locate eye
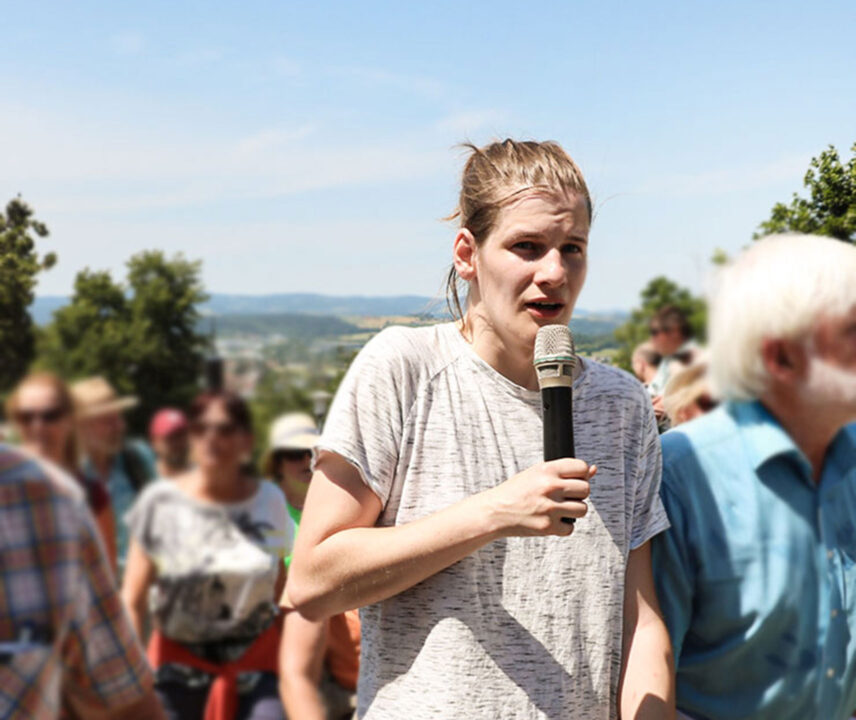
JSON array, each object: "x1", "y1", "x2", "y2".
[
  {"x1": 513, "y1": 240, "x2": 537, "y2": 252},
  {"x1": 562, "y1": 242, "x2": 584, "y2": 255}
]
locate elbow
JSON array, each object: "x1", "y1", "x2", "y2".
[{"x1": 285, "y1": 571, "x2": 329, "y2": 622}]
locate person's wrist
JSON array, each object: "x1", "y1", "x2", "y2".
[{"x1": 469, "y1": 487, "x2": 507, "y2": 541}]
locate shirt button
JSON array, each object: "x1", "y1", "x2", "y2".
[
  {"x1": 827, "y1": 668, "x2": 836, "y2": 678},
  {"x1": 828, "y1": 550, "x2": 835, "y2": 560},
  {"x1": 831, "y1": 609, "x2": 839, "y2": 619}
]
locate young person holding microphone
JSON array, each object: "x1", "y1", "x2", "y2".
[{"x1": 288, "y1": 139, "x2": 674, "y2": 720}]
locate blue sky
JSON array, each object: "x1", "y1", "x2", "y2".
[{"x1": 3, "y1": 1, "x2": 855, "y2": 311}]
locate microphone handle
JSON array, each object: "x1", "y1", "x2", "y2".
[{"x1": 542, "y1": 385, "x2": 575, "y2": 524}]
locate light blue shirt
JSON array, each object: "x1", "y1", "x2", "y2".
[
  {"x1": 83, "y1": 439, "x2": 155, "y2": 571},
  {"x1": 652, "y1": 401, "x2": 856, "y2": 720}
]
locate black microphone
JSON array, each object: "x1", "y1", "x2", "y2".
[{"x1": 534, "y1": 325, "x2": 577, "y2": 523}]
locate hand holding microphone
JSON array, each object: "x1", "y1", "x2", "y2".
[{"x1": 478, "y1": 325, "x2": 594, "y2": 538}]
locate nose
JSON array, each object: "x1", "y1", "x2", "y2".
[{"x1": 534, "y1": 247, "x2": 566, "y2": 287}]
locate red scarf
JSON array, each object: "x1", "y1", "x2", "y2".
[{"x1": 147, "y1": 619, "x2": 281, "y2": 720}]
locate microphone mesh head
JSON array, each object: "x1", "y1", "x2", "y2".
[{"x1": 534, "y1": 325, "x2": 575, "y2": 366}]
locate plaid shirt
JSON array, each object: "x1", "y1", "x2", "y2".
[{"x1": 0, "y1": 445, "x2": 152, "y2": 719}]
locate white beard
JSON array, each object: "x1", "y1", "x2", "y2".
[{"x1": 800, "y1": 354, "x2": 856, "y2": 421}]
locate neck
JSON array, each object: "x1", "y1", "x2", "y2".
[
  {"x1": 761, "y1": 392, "x2": 845, "y2": 481},
  {"x1": 88, "y1": 449, "x2": 114, "y2": 479},
  {"x1": 464, "y1": 318, "x2": 539, "y2": 391},
  {"x1": 158, "y1": 459, "x2": 188, "y2": 478},
  {"x1": 195, "y1": 464, "x2": 246, "y2": 501}
]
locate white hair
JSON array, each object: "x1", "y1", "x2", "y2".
[{"x1": 709, "y1": 233, "x2": 856, "y2": 400}]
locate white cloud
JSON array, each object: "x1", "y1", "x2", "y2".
[
  {"x1": 636, "y1": 153, "x2": 813, "y2": 197},
  {"x1": 435, "y1": 109, "x2": 507, "y2": 135},
  {"x1": 175, "y1": 48, "x2": 224, "y2": 67},
  {"x1": 328, "y1": 65, "x2": 445, "y2": 101},
  {"x1": 235, "y1": 125, "x2": 316, "y2": 155},
  {"x1": 0, "y1": 105, "x2": 449, "y2": 215}
]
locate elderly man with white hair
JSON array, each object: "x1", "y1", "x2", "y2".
[{"x1": 652, "y1": 233, "x2": 856, "y2": 720}]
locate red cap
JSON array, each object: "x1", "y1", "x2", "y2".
[{"x1": 149, "y1": 408, "x2": 189, "y2": 440}]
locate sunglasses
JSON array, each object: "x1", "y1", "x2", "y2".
[
  {"x1": 276, "y1": 449, "x2": 313, "y2": 462},
  {"x1": 649, "y1": 326, "x2": 671, "y2": 337},
  {"x1": 14, "y1": 407, "x2": 66, "y2": 425},
  {"x1": 190, "y1": 421, "x2": 239, "y2": 438},
  {"x1": 696, "y1": 395, "x2": 719, "y2": 412}
]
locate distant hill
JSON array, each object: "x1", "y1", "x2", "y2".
[
  {"x1": 32, "y1": 292, "x2": 628, "y2": 330},
  {"x1": 204, "y1": 293, "x2": 441, "y2": 318},
  {"x1": 209, "y1": 313, "x2": 360, "y2": 339}
]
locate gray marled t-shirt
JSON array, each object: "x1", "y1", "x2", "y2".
[{"x1": 319, "y1": 323, "x2": 668, "y2": 720}]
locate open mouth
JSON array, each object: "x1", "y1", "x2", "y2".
[{"x1": 525, "y1": 300, "x2": 565, "y2": 314}]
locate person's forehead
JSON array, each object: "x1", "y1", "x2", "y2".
[
  {"x1": 495, "y1": 188, "x2": 590, "y2": 233},
  {"x1": 18, "y1": 383, "x2": 60, "y2": 406}
]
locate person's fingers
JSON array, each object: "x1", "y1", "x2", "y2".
[
  {"x1": 546, "y1": 458, "x2": 590, "y2": 479},
  {"x1": 553, "y1": 479, "x2": 590, "y2": 500}
]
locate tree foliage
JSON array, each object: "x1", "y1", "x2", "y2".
[
  {"x1": 612, "y1": 276, "x2": 707, "y2": 372},
  {"x1": 38, "y1": 251, "x2": 210, "y2": 432},
  {"x1": 0, "y1": 198, "x2": 56, "y2": 393},
  {"x1": 756, "y1": 143, "x2": 856, "y2": 243}
]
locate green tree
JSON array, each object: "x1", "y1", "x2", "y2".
[
  {"x1": 756, "y1": 143, "x2": 856, "y2": 243},
  {"x1": 0, "y1": 197, "x2": 56, "y2": 393},
  {"x1": 38, "y1": 251, "x2": 210, "y2": 432},
  {"x1": 612, "y1": 276, "x2": 707, "y2": 372}
]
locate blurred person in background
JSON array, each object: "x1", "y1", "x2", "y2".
[
  {"x1": 72, "y1": 376, "x2": 156, "y2": 571},
  {"x1": 122, "y1": 391, "x2": 292, "y2": 720},
  {"x1": 6, "y1": 371, "x2": 79, "y2": 474},
  {"x1": 6, "y1": 372, "x2": 118, "y2": 560},
  {"x1": 263, "y1": 412, "x2": 318, "y2": 544},
  {"x1": 265, "y1": 415, "x2": 360, "y2": 719},
  {"x1": 149, "y1": 408, "x2": 191, "y2": 479},
  {"x1": 661, "y1": 362, "x2": 717, "y2": 428},
  {"x1": 278, "y1": 607, "x2": 360, "y2": 720},
  {"x1": 0, "y1": 444, "x2": 165, "y2": 720},
  {"x1": 632, "y1": 341, "x2": 662, "y2": 386},
  {"x1": 652, "y1": 234, "x2": 856, "y2": 720},
  {"x1": 648, "y1": 306, "x2": 700, "y2": 431}
]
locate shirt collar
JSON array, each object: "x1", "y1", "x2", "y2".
[
  {"x1": 729, "y1": 400, "x2": 810, "y2": 477},
  {"x1": 730, "y1": 402, "x2": 856, "y2": 484}
]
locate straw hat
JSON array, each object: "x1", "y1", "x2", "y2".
[
  {"x1": 262, "y1": 412, "x2": 319, "y2": 477},
  {"x1": 71, "y1": 377, "x2": 138, "y2": 419}
]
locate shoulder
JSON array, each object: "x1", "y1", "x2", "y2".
[
  {"x1": 578, "y1": 359, "x2": 654, "y2": 426},
  {"x1": 658, "y1": 406, "x2": 741, "y2": 501},
  {"x1": 129, "y1": 478, "x2": 183, "y2": 516},
  {"x1": 358, "y1": 323, "x2": 462, "y2": 374},
  {"x1": 254, "y1": 479, "x2": 288, "y2": 512},
  {"x1": 0, "y1": 444, "x2": 85, "y2": 504},
  {"x1": 582, "y1": 359, "x2": 649, "y2": 398}
]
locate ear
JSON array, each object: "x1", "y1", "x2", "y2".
[
  {"x1": 452, "y1": 228, "x2": 478, "y2": 282},
  {"x1": 760, "y1": 338, "x2": 807, "y2": 386}
]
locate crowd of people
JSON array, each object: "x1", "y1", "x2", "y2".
[
  {"x1": 1, "y1": 137, "x2": 856, "y2": 720},
  {"x1": 1, "y1": 373, "x2": 358, "y2": 719}
]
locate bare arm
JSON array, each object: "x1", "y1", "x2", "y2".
[
  {"x1": 619, "y1": 542, "x2": 675, "y2": 720},
  {"x1": 279, "y1": 610, "x2": 329, "y2": 720},
  {"x1": 120, "y1": 539, "x2": 156, "y2": 641},
  {"x1": 287, "y1": 452, "x2": 595, "y2": 620}
]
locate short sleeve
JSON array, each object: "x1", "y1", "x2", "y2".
[
  {"x1": 316, "y1": 328, "x2": 415, "y2": 506},
  {"x1": 629, "y1": 398, "x2": 670, "y2": 549},
  {"x1": 259, "y1": 481, "x2": 293, "y2": 559},
  {"x1": 651, "y1": 465, "x2": 696, "y2": 660},
  {"x1": 62, "y1": 503, "x2": 152, "y2": 711},
  {"x1": 123, "y1": 482, "x2": 162, "y2": 556}
]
